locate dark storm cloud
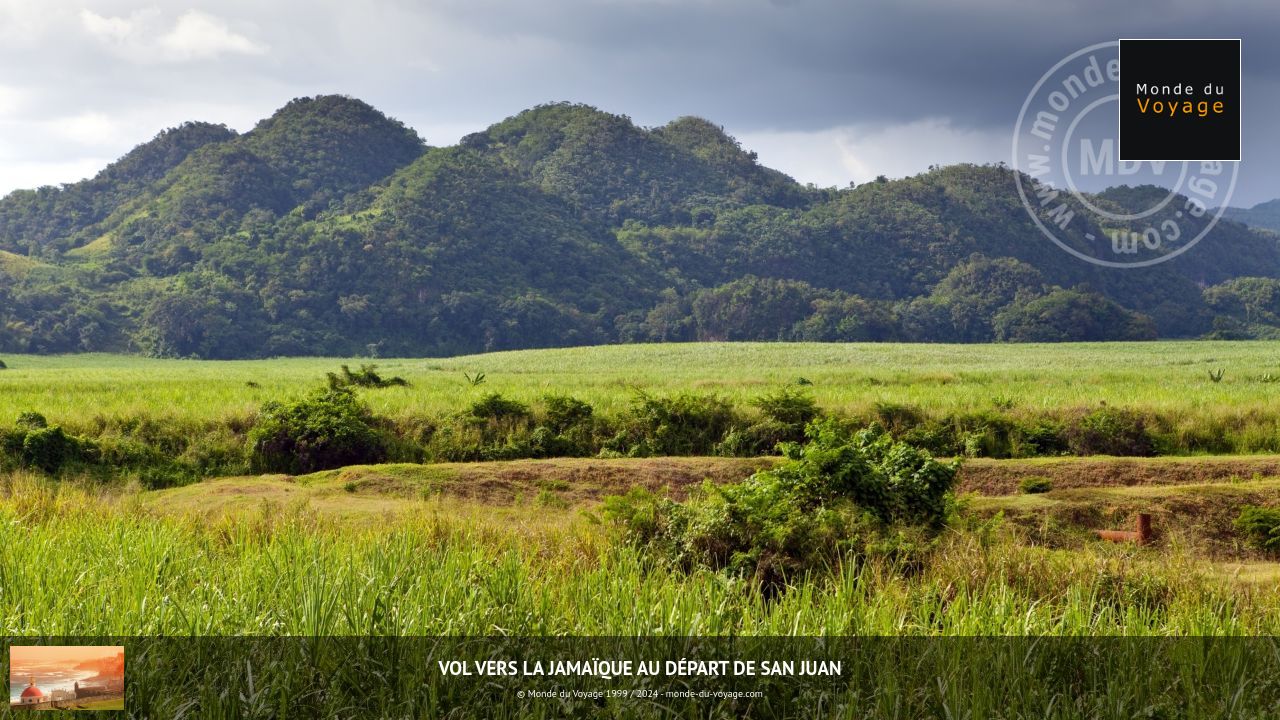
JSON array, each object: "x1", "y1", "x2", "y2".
[
  {"x1": 407, "y1": 0, "x2": 1280, "y2": 130},
  {"x1": 1, "y1": 0, "x2": 1276, "y2": 203}
]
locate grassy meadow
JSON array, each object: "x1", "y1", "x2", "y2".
[
  {"x1": 3, "y1": 471, "x2": 1278, "y2": 638},
  {"x1": 4, "y1": 341, "x2": 1280, "y2": 428},
  {"x1": 2, "y1": 342, "x2": 1280, "y2": 644}
]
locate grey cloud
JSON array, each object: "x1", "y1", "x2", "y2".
[{"x1": 0, "y1": 0, "x2": 1276, "y2": 204}]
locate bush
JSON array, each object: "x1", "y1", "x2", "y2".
[
  {"x1": 16, "y1": 411, "x2": 48, "y2": 430},
  {"x1": 0, "y1": 427, "x2": 23, "y2": 464},
  {"x1": 752, "y1": 387, "x2": 819, "y2": 428},
  {"x1": 718, "y1": 387, "x2": 822, "y2": 455},
  {"x1": 1017, "y1": 418, "x2": 1068, "y2": 456},
  {"x1": 21, "y1": 425, "x2": 95, "y2": 474},
  {"x1": 716, "y1": 419, "x2": 796, "y2": 457},
  {"x1": 872, "y1": 402, "x2": 925, "y2": 434},
  {"x1": 1019, "y1": 476, "x2": 1053, "y2": 494},
  {"x1": 326, "y1": 364, "x2": 408, "y2": 390},
  {"x1": 604, "y1": 420, "x2": 959, "y2": 592},
  {"x1": 1234, "y1": 506, "x2": 1280, "y2": 555},
  {"x1": 1064, "y1": 406, "x2": 1155, "y2": 456},
  {"x1": 468, "y1": 393, "x2": 531, "y2": 422},
  {"x1": 607, "y1": 392, "x2": 740, "y2": 457},
  {"x1": 952, "y1": 411, "x2": 1018, "y2": 458},
  {"x1": 542, "y1": 395, "x2": 593, "y2": 434},
  {"x1": 249, "y1": 389, "x2": 390, "y2": 474},
  {"x1": 0, "y1": 359, "x2": 7, "y2": 369}
]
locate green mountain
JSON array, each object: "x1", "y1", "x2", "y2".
[
  {"x1": 1222, "y1": 199, "x2": 1280, "y2": 234},
  {"x1": 0, "y1": 121, "x2": 236, "y2": 255},
  {"x1": 2, "y1": 97, "x2": 1279, "y2": 357}
]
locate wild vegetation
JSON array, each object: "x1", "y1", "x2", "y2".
[
  {"x1": 2, "y1": 345, "x2": 1279, "y2": 719},
  {"x1": 7, "y1": 342, "x2": 1280, "y2": 487},
  {"x1": 605, "y1": 420, "x2": 958, "y2": 592},
  {"x1": 2, "y1": 467, "x2": 1278, "y2": 637},
  {"x1": 4, "y1": 98, "x2": 1280, "y2": 358}
]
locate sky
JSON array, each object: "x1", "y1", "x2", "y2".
[{"x1": 1, "y1": 0, "x2": 1277, "y2": 206}]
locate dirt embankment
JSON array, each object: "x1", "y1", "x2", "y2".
[
  {"x1": 957, "y1": 456, "x2": 1280, "y2": 495},
  {"x1": 326, "y1": 456, "x2": 781, "y2": 505},
  {"x1": 316, "y1": 454, "x2": 1280, "y2": 504}
]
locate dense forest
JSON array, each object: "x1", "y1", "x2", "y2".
[
  {"x1": 1223, "y1": 199, "x2": 1280, "y2": 234},
  {"x1": 2, "y1": 95, "x2": 1280, "y2": 358}
]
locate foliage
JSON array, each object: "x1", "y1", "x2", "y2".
[
  {"x1": 719, "y1": 387, "x2": 821, "y2": 456},
  {"x1": 16, "y1": 411, "x2": 48, "y2": 430},
  {"x1": 1019, "y1": 476, "x2": 1053, "y2": 494},
  {"x1": 542, "y1": 395, "x2": 594, "y2": 434},
  {"x1": 1234, "y1": 506, "x2": 1280, "y2": 555},
  {"x1": 604, "y1": 420, "x2": 959, "y2": 590},
  {"x1": 1065, "y1": 406, "x2": 1156, "y2": 457},
  {"x1": 326, "y1": 364, "x2": 408, "y2": 390},
  {"x1": 608, "y1": 391, "x2": 740, "y2": 457},
  {"x1": 1, "y1": 412, "x2": 96, "y2": 474},
  {"x1": 994, "y1": 288, "x2": 1158, "y2": 342},
  {"x1": 2, "y1": 97, "x2": 1279, "y2": 356},
  {"x1": 21, "y1": 426, "x2": 89, "y2": 474},
  {"x1": 248, "y1": 389, "x2": 389, "y2": 474},
  {"x1": 468, "y1": 393, "x2": 531, "y2": 422}
]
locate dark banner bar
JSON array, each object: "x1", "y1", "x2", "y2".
[{"x1": 5, "y1": 636, "x2": 1280, "y2": 718}]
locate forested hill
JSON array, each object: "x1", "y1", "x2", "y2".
[
  {"x1": 2, "y1": 95, "x2": 1280, "y2": 358},
  {"x1": 1223, "y1": 199, "x2": 1280, "y2": 234}
]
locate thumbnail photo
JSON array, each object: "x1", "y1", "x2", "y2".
[{"x1": 9, "y1": 646, "x2": 125, "y2": 712}]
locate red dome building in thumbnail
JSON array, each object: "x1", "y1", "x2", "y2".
[{"x1": 15, "y1": 677, "x2": 49, "y2": 707}]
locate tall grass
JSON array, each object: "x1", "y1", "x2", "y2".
[
  {"x1": 6, "y1": 343, "x2": 1280, "y2": 464},
  {"x1": 2, "y1": 341, "x2": 1280, "y2": 425},
  {"x1": 2, "y1": 474, "x2": 1276, "y2": 638}
]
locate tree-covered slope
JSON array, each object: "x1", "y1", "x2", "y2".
[
  {"x1": 465, "y1": 103, "x2": 815, "y2": 225},
  {"x1": 1222, "y1": 199, "x2": 1280, "y2": 234},
  {"x1": 2, "y1": 96, "x2": 1279, "y2": 357},
  {"x1": 0, "y1": 122, "x2": 237, "y2": 255}
]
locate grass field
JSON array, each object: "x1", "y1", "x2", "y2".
[
  {"x1": 3, "y1": 465, "x2": 1278, "y2": 638},
  {"x1": 3, "y1": 341, "x2": 1280, "y2": 427},
  {"x1": 2, "y1": 344, "x2": 1279, "y2": 642}
]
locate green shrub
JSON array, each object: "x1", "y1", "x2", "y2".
[
  {"x1": 1064, "y1": 406, "x2": 1155, "y2": 456},
  {"x1": 468, "y1": 393, "x2": 531, "y2": 422},
  {"x1": 607, "y1": 392, "x2": 740, "y2": 457},
  {"x1": 1017, "y1": 418, "x2": 1067, "y2": 456},
  {"x1": 249, "y1": 389, "x2": 390, "y2": 474},
  {"x1": 16, "y1": 411, "x2": 47, "y2": 430},
  {"x1": 1234, "y1": 506, "x2": 1280, "y2": 555},
  {"x1": 421, "y1": 394, "x2": 540, "y2": 462},
  {"x1": 1019, "y1": 476, "x2": 1053, "y2": 494},
  {"x1": 717, "y1": 387, "x2": 822, "y2": 455},
  {"x1": 900, "y1": 421, "x2": 960, "y2": 456},
  {"x1": 326, "y1": 364, "x2": 408, "y2": 390},
  {"x1": 0, "y1": 427, "x2": 24, "y2": 464},
  {"x1": 604, "y1": 420, "x2": 959, "y2": 592},
  {"x1": 752, "y1": 387, "x2": 819, "y2": 427},
  {"x1": 542, "y1": 395, "x2": 593, "y2": 433},
  {"x1": 21, "y1": 425, "x2": 94, "y2": 474},
  {"x1": 716, "y1": 419, "x2": 796, "y2": 457},
  {"x1": 872, "y1": 402, "x2": 925, "y2": 433},
  {"x1": 536, "y1": 488, "x2": 570, "y2": 509},
  {"x1": 0, "y1": 359, "x2": 7, "y2": 369}
]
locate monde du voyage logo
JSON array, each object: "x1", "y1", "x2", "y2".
[{"x1": 1013, "y1": 39, "x2": 1241, "y2": 268}]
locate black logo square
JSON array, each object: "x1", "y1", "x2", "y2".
[{"x1": 1119, "y1": 39, "x2": 1240, "y2": 161}]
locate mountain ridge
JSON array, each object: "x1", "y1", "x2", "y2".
[
  {"x1": 2, "y1": 95, "x2": 1278, "y2": 357},
  {"x1": 1222, "y1": 198, "x2": 1280, "y2": 234}
]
